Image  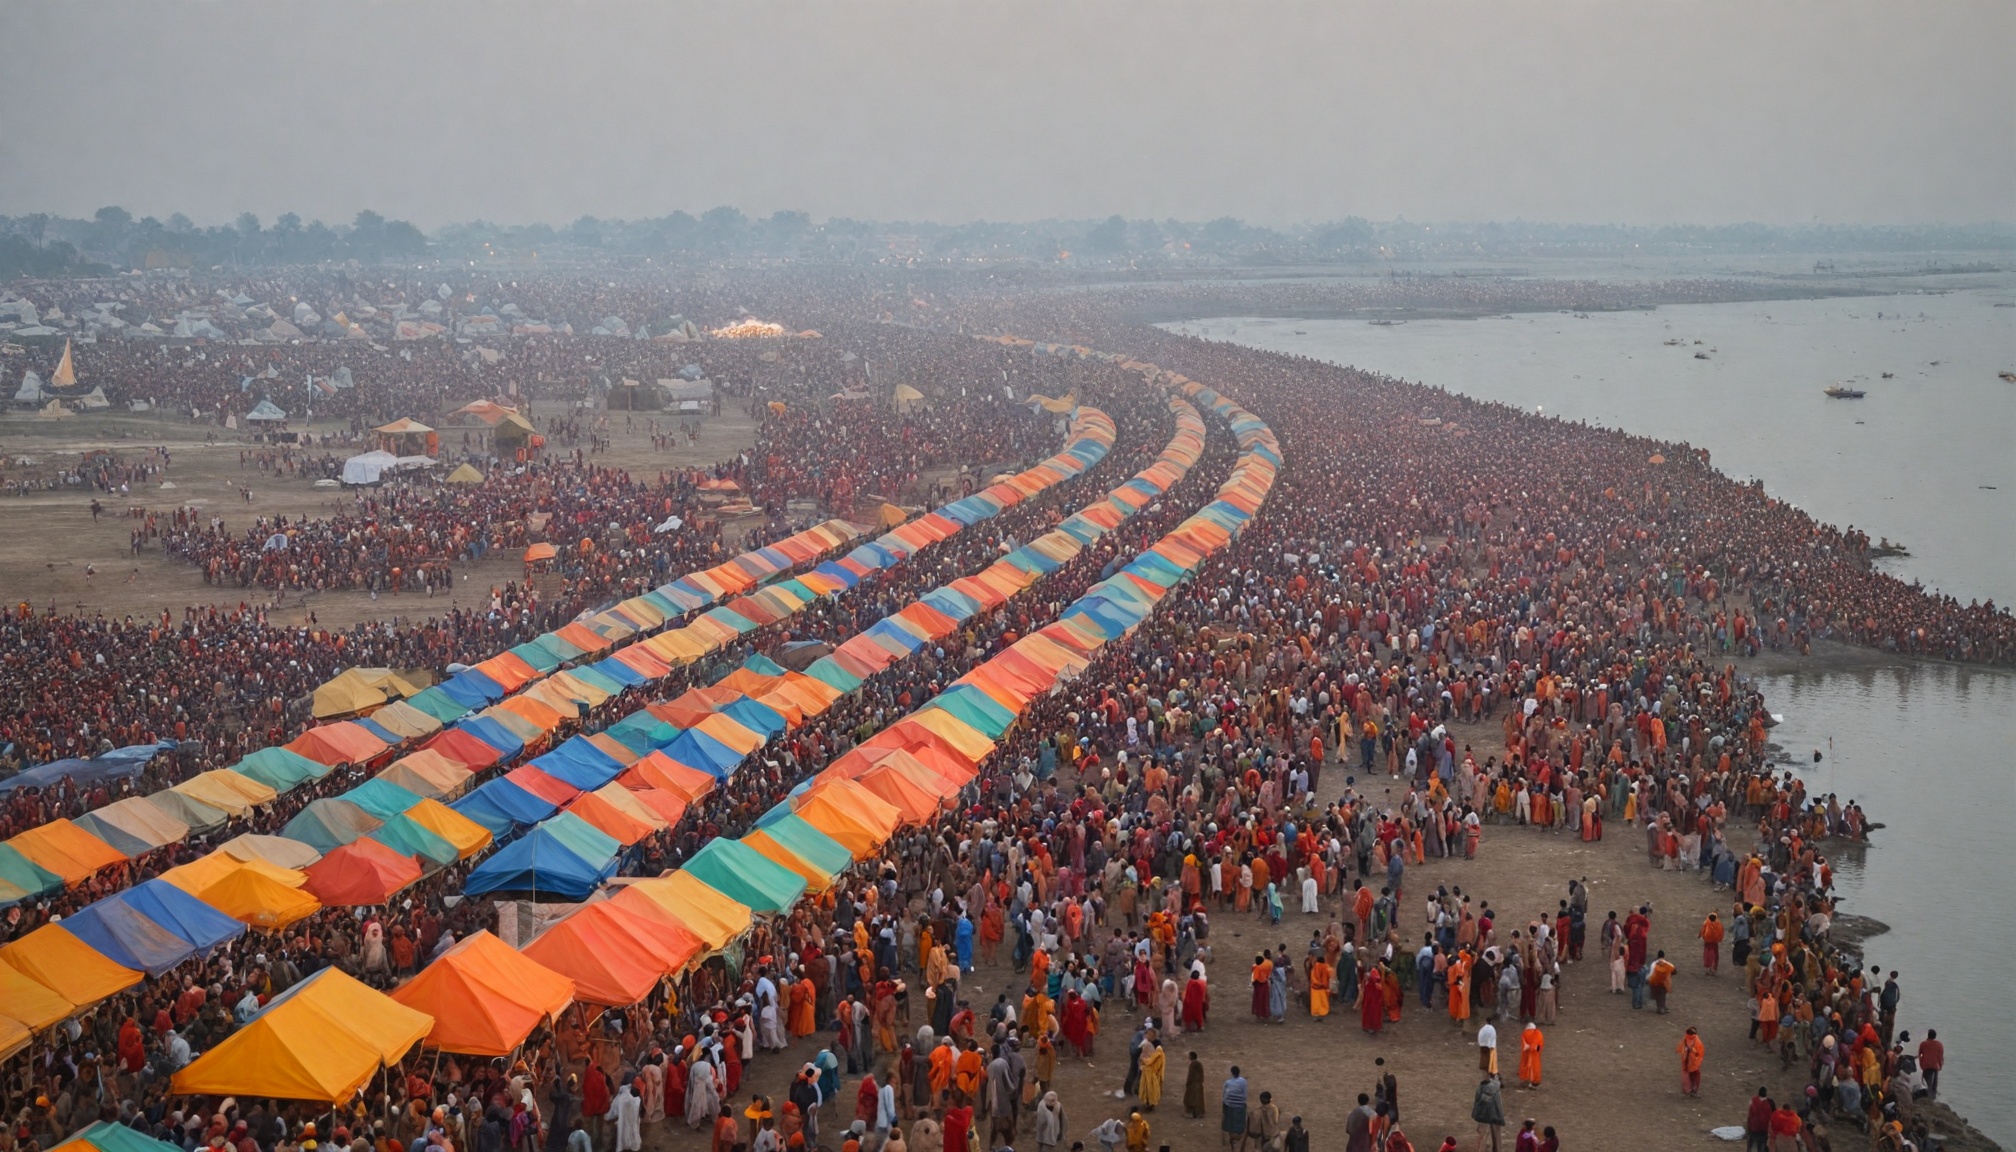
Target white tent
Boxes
[245,399,288,423]
[341,450,400,484]
[341,451,436,485]
[12,371,43,405]
[78,385,110,410]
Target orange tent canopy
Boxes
[614,873,750,951]
[9,819,125,884]
[473,653,539,693]
[795,779,902,859]
[622,786,688,828]
[849,759,950,823]
[563,791,655,846]
[388,931,575,1056]
[521,900,699,1006]
[0,926,141,1006]
[622,753,716,803]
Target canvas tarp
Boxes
[196,865,322,929]
[740,816,853,892]
[9,820,127,883]
[220,834,322,870]
[74,799,189,858]
[304,839,423,906]
[172,969,432,1103]
[402,799,493,859]
[377,750,474,799]
[230,747,333,793]
[170,770,278,816]
[614,873,751,951]
[387,931,574,1056]
[53,897,195,976]
[681,839,805,914]
[520,899,700,1006]
[0,925,143,1005]
[0,963,75,1031]
[53,1123,185,1152]
[794,780,902,859]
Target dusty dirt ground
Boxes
[0,408,757,630]
[636,722,1991,1152]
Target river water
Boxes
[1164,290,2016,1145]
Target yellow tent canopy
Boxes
[0,926,142,1006]
[616,873,751,951]
[51,340,76,388]
[172,969,432,1103]
[312,670,395,719]
[171,770,278,816]
[0,963,77,1031]
[403,799,492,859]
[160,850,306,895]
[197,865,322,930]
[445,463,485,485]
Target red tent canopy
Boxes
[303,839,422,906]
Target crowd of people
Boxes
[0,266,1992,1152]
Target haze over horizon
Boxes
[3,0,2012,231]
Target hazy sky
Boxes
[3,1,2011,228]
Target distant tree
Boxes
[1085,214,1128,252]
[236,212,262,236]
[1202,217,1245,249]
[380,220,426,258]
[166,213,193,233]
[568,216,602,247]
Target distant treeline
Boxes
[3,206,2011,278]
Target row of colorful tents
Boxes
[21,340,1267,1109]
[455,396,1195,901]
[0,404,1123,1051]
[0,407,1118,917]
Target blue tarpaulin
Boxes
[121,879,245,954]
[660,728,744,779]
[451,779,557,838]
[0,742,172,794]
[452,717,525,761]
[463,821,616,900]
[59,899,195,976]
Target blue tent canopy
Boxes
[122,879,244,955]
[920,588,982,620]
[463,822,615,900]
[811,562,860,589]
[59,900,194,976]
[865,619,926,652]
[530,737,624,790]
[452,717,525,760]
[451,779,557,838]
[589,656,648,688]
[718,697,786,740]
[0,742,172,795]
[437,669,506,708]
[661,728,743,779]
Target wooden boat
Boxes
[1823,385,1866,399]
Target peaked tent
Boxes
[304,839,423,906]
[387,931,574,1056]
[171,969,431,1103]
[52,897,195,976]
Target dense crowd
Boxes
[0,268,1991,1152]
